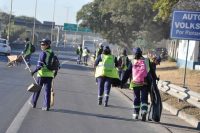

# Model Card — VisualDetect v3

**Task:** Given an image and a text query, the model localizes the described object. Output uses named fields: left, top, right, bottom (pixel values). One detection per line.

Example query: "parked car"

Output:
left=0, top=38, right=11, bottom=55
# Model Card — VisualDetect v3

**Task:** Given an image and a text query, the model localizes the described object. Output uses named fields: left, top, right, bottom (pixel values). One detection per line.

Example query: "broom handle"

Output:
left=21, top=55, right=37, bottom=84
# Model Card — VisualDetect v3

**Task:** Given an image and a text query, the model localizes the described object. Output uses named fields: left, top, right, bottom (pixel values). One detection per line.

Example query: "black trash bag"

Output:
left=148, top=81, right=162, bottom=122
left=111, top=78, right=121, bottom=87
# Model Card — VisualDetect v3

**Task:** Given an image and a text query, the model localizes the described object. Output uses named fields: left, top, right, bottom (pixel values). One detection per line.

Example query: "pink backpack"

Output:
left=132, top=59, right=147, bottom=84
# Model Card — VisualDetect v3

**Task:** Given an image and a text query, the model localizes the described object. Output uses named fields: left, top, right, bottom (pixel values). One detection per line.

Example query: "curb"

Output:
left=162, top=102, right=200, bottom=130
left=115, top=87, right=200, bottom=130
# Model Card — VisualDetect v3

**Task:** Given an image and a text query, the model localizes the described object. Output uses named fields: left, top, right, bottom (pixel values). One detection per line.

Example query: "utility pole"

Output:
left=32, top=0, right=38, bottom=45
left=7, top=0, right=13, bottom=42
left=51, top=0, right=56, bottom=43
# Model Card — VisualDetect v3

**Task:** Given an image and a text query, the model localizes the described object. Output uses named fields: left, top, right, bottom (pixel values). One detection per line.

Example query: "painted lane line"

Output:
left=5, top=96, right=32, bottom=133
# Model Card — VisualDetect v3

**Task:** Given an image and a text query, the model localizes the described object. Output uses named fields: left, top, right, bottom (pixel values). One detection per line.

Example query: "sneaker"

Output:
left=132, top=114, right=139, bottom=119
left=141, top=112, right=147, bottom=121
left=42, top=107, right=49, bottom=111
left=104, top=102, right=108, bottom=107
left=98, top=100, right=102, bottom=105
left=29, top=101, right=35, bottom=108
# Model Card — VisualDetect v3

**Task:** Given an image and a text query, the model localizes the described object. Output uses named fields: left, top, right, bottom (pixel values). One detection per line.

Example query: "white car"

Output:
left=0, top=38, right=11, bottom=55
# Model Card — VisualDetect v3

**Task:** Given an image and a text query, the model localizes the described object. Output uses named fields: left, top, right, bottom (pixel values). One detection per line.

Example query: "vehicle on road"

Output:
left=0, top=38, right=11, bottom=55
left=82, top=40, right=95, bottom=54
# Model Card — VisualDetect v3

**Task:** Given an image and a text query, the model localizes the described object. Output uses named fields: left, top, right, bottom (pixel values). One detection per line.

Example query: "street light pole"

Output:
left=32, top=0, right=38, bottom=45
left=7, top=0, right=13, bottom=42
left=51, top=0, right=56, bottom=43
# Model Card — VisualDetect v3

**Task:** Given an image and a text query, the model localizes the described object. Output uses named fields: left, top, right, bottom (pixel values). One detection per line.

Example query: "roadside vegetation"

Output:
left=77, top=0, right=200, bottom=51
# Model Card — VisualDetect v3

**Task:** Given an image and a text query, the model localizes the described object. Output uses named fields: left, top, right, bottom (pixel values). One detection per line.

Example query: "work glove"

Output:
left=31, top=71, right=35, bottom=77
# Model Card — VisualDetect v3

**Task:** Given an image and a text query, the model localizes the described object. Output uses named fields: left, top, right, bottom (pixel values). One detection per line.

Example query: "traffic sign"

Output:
left=64, top=23, right=92, bottom=32
left=64, top=23, right=77, bottom=31
left=170, top=10, right=200, bottom=41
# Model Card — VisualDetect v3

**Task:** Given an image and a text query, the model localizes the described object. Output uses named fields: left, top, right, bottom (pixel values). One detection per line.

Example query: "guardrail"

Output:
left=158, top=80, right=200, bottom=109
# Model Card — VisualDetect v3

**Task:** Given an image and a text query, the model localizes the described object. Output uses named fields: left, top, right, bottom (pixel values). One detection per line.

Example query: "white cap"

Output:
left=99, top=43, right=103, bottom=47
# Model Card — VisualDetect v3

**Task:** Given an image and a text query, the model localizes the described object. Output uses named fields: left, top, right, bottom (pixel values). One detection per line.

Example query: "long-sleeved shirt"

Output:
left=32, top=51, right=47, bottom=74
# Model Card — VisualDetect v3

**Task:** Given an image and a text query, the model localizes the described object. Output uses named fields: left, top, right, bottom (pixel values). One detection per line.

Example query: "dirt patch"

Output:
left=157, top=61, right=200, bottom=93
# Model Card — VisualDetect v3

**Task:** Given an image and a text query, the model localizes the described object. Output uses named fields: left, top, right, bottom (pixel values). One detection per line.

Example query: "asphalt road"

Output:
left=0, top=44, right=199, bottom=133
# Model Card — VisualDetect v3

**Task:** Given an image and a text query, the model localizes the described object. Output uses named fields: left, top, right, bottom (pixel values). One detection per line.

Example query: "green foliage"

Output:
left=153, top=0, right=179, bottom=22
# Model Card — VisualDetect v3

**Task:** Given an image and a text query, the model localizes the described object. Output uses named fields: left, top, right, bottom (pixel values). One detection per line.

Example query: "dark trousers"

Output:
left=118, top=70, right=126, bottom=81
left=83, top=55, right=88, bottom=64
left=133, top=85, right=148, bottom=114
left=25, top=54, right=31, bottom=66
left=77, top=55, right=82, bottom=62
left=31, top=77, right=53, bottom=109
left=97, top=77, right=112, bottom=103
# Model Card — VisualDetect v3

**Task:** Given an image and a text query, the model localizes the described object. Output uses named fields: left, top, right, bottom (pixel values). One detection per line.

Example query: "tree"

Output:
left=153, top=0, right=179, bottom=22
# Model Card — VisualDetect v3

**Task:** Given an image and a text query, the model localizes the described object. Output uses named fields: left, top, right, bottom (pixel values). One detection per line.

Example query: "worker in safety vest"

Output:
left=76, top=44, right=83, bottom=64
left=117, top=48, right=130, bottom=82
left=30, top=38, right=57, bottom=111
left=95, top=43, right=104, bottom=60
left=82, top=47, right=90, bottom=65
left=22, top=37, right=32, bottom=68
left=94, top=46, right=119, bottom=107
left=121, top=47, right=150, bottom=121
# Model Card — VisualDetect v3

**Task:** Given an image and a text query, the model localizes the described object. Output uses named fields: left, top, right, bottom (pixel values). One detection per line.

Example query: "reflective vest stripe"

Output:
left=141, top=103, right=148, bottom=107
left=133, top=105, right=140, bottom=109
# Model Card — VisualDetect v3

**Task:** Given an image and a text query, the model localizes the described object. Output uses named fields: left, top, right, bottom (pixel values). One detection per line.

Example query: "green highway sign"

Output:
left=64, top=23, right=92, bottom=32
left=64, top=23, right=77, bottom=31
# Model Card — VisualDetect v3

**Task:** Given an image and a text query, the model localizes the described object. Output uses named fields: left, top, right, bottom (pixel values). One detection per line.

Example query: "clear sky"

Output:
left=0, top=0, right=93, bottom=25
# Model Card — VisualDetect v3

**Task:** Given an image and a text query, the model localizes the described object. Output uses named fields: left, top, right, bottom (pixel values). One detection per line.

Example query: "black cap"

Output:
left=25, top=37, right=30, bottom=42
left=133, top=47, right=142, bottom=54
left=39, top=38, right=51, bottom=45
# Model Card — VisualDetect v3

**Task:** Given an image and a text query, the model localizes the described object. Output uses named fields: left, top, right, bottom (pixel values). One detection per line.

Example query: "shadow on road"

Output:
left=51, top=109, right=134, bottom=122
left=61, top=63, right=94, bottom=72
left=158, top=122, right=200, bottom=132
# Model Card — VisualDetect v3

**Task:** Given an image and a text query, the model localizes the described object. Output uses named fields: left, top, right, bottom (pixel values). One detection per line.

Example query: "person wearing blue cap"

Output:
left=94, top=46, right=119, bottom=107
left=29, top=38, right=57, bottom=111
left=121, top=47, right=150, bottom=121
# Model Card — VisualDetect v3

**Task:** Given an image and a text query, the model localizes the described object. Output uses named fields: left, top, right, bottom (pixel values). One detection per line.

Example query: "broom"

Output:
left=22, top=55, right=42, bottom=92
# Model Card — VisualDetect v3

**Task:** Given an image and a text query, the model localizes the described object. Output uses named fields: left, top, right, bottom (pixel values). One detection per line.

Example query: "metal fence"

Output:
left=158, top=80, right=200, bottom=109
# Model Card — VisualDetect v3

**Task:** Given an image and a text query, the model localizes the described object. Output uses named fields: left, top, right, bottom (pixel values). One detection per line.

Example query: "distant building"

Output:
left=177, top=40, right=200, bottom=70
left=168, top=40, right=200, bottom=70
left=14, top=18, right=55, bottom=29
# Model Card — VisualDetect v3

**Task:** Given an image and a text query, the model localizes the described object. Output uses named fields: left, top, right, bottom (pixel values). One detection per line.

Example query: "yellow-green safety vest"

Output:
left=95, top=54, right=119, bottom=79
left=37, top=49, right=54, bottom=77
left=82, top=49, right=89, bottom=56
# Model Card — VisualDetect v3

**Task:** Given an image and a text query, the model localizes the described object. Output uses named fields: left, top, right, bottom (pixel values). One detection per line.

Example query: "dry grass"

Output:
left=157, top=61, right=200, bottom=93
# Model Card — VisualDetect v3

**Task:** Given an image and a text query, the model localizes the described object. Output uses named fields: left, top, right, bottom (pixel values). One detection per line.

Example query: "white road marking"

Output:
left=5, top=96, right=32, bottom=133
